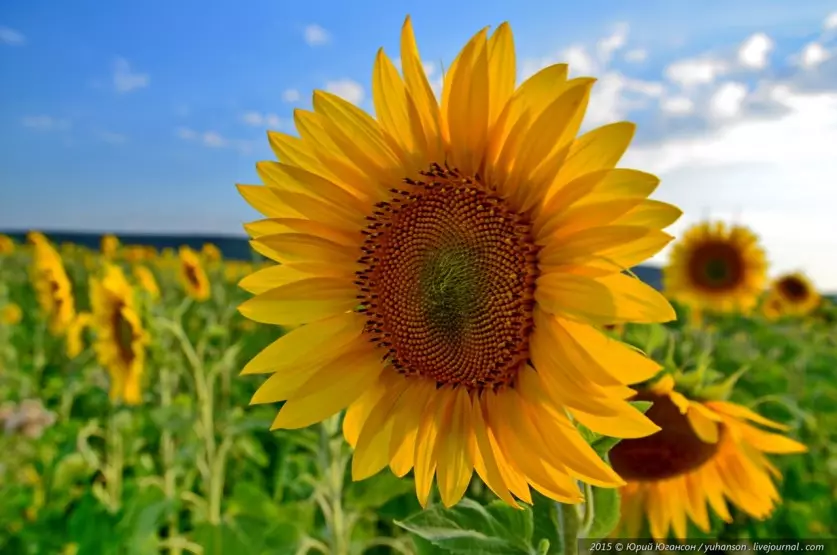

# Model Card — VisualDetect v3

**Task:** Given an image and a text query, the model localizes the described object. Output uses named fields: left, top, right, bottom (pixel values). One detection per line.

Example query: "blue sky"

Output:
left=2, top=0, right=837, bottom=287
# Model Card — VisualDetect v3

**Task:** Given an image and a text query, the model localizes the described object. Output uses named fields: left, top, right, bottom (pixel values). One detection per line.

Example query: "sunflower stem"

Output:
left=557, top=502, right=582, bottom=555
left=579, top=483, right=596, bottom=538
left=160, top=364, right=182, bottom=555
left=104, top=406, right=124, bottom=513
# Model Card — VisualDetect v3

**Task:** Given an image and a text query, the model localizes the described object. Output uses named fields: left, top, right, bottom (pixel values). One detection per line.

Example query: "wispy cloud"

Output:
left=175, top=126, right=253, bottom=154
left=113, top=57, right=149, bottom=93
left=21, top=115, right=71, bottom=131
left=738, top=32, right=773, bottom=69
left=325, top=79, right=364, bottom=105
left=624, top=48, right=647, bottom=63
left=241, top=111, right=283, bottom=128
left=665, top=57, right=728, bottom=87
left=303, top=24, right=330, bottom=46
left=282, top=88, right=301, bottom=102
left=0, top=26, right=26, bottom=46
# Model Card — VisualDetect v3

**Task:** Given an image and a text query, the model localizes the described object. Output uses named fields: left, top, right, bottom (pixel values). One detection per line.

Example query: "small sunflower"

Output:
left=770, top=272, right=819, bottom=317
left=664, top=221, right=766, bottom=315
left=90, top=265, right=149, bottom=405
left=237, top=17, right=682, bottom=509
left=31, top=238, right=76, bottom=335
left=611, top=375, right=806, bottom=540
left=201, top=243, right=223, bottom=263
left=133, top=265, right=161, bottom=301
left=179, top=246, right=211, bottom=301
left=0, top=234, right=15, bottom=255
left=101, top=234, right=120, bottom=259
left=1, top=303, right=23, bottom=325
left=760, top=292, right=784, bottom=322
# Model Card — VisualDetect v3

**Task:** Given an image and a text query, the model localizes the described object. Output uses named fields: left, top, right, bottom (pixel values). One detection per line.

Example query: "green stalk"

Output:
left=558, top=502, right=582, bottom=555
left=160, top=364, right=182, bottom=555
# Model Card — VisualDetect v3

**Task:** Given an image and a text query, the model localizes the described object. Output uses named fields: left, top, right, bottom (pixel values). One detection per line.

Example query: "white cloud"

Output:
left=738, top=32, right=773, bottom=69
left=112, top=57, right=149, bottom=93
left=202, top=131, right=226, bottom=148
left=661, top=96, right=695, bottom=115
left=624, top=48, right=647, bottom=63
left=708, top=82, right=748, bottom=119
left=624, top=87, right=837, bottom=289
left=665, top=57, right=727, bottom=87
left=596, top=23, right=628, bottom=65
left=799, top=42, right=830, bottom=68
left=0, top=26, right=26, bottom=46
left=325, top=79, right=364, bottom=105
left=175, top=127, right=255, bottom=153
left=825, top=11, right=837, bottom=30
left=96, top=130, right=127, bottom=144
left=303, top=24, right=330, bottom=46
left=21, top=115, right=71, bottom=131
left=241, top=111, right=283, bottom=128
left=282, top=88, right=301, bottom=102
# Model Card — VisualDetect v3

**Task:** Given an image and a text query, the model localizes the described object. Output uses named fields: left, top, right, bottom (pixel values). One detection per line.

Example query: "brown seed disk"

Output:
left=355, top=165, right=539, bottom=391
left=687, top=241, right=745, bottom=292
left=609, top=392, right=722, bottom=481
left=776, top=276, right=809, bottom=301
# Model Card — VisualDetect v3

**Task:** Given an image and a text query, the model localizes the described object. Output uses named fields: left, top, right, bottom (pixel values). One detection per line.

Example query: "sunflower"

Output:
left=664, top=221, right=767, bottom=316
left=101, top=234, right=120, bottom=259
left=133, top=265, right=161, bottom=301
left=90, top=265, right=149, bottom=405
left=611, top=375, right=806, bottom=540
left=760, top=292, right=784, bottom=322
left=1, top=303, right=23, bottom=325
left=0, top=234, right=15, bottom=255
left=201, top=243, right=223, bottom=263
left=178, top=246, right=211, bottom=301
left=237, top=17, right=682, bottom=509
left=31, top=238, right=76, bottom=335
left=770, top=272, right=819, bottom=317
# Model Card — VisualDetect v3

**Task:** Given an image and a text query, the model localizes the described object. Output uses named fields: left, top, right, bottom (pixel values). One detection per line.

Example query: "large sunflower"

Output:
left=664, top=221, right=766, bottom=315
left=770, top=272, right=820, bottom=317
left=31, top=238, right=76, bottom=335
left=237, top=17, right=682, bottom=508
left=611, top=375, right=806, bottom=540
left=178, top=246, right=211, bottom=301
left=90, top=265, right=149, bottom=405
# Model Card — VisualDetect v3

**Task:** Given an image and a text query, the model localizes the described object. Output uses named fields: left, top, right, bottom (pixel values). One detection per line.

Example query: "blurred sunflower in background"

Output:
left=761, top=292, right=784, bottom=321
left=664, top=222, right=767, bottom=317
left=178, top=246, right=211, bottom=302
left=770, top=272, right=820, bottom=317
left=237, top=17, right=683, bottom=508
left=0, top=234, right=15, bottom=255
left=611, top=375, right=806, bottom=540
left=100, top=234, right=120, bottom=259
left=66, top=312, right=92, bottom=358
left=31, top=238, right=76, bottom=336
left=1, top=303, right=23, bottom=325
left=201, top=243, right=223, bottom=264
left=90, top=265, right=149, bottom=405
left=133, top=265, right=161, bottom=301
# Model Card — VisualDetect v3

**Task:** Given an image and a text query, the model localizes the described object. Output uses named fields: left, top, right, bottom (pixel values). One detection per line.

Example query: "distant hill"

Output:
left=0, top=229, right=689, bottom=292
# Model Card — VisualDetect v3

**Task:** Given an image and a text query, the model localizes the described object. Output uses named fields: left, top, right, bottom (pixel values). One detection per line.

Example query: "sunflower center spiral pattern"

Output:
left=688, top=242, right=743, bottom=291
left=609, top=393, right=721, bottom=481
left=355, top=164, right=539, bottom=391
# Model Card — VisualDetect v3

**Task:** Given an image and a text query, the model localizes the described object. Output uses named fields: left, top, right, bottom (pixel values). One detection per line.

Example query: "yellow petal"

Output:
left=241, top=312, right=365, bottom=376
left=687, top=407, right=720, bottom=443
left=413, top=392, right=450, bottom=508
left=237, top=184, right=301, bottom=219
left=486, top=23, right=515, bottom=129
left=270, top=347, right=385, bottom=430
left=613, top=199, right=683, bottom=229
left=436, top=387, right=475, bottom=507
left=267, top=131, right=340, bottom=183
left=536, top=272, right=676, bottom=324
left=400, top=16, right=443, bottom=160
left=539, top=226, right=658, bottom=266
left=238, top=277, right=357, bottom=326
left=257, top=161, right=370, bottom=210
left=704, top=401, right=790, bottom=431
left=470, top=394, right=518, bottom=506
left=389, top=379, right=436, bottom=477
left=352, top=371, right=410, bottom=481
left=344, top=383, right=387, bottom=447
left=253, top=233, right=357, bottom=266
left=372, top=48, right=426, bottom=157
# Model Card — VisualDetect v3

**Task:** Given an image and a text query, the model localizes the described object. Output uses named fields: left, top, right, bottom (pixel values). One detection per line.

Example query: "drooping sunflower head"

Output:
left=663, top=221, right=767, bottom=315
left=90, top=265, right=149, bottom=405
left=100, top=234, right=120, bottom=259
left=31, top=239, right=76, bottom=335
left=178, top=246, right=211, bottom=301
left=0, top=234, right=15, bottom=255
left=611, top=374, right=807, bottom=541
left=133, top=265, right=161, bottom=301
left=237, top=16, right=683, bottom=509
left=770, top=272, right=820, bottom=317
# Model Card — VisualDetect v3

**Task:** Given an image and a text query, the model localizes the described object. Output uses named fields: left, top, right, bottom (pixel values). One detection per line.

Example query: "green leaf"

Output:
left=345, top=469, right=416, bottom=509
left=531, top=492, right=562, bottom=555
left=585, top=487, right=620, bottom=539
left=395, top=498, right=536, bottom=554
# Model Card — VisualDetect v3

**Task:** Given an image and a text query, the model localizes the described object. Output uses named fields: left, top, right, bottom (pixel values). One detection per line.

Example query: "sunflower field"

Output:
left=3, top=16, right=837, bottom=555
left=1, top=230, right=835, bottom=555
